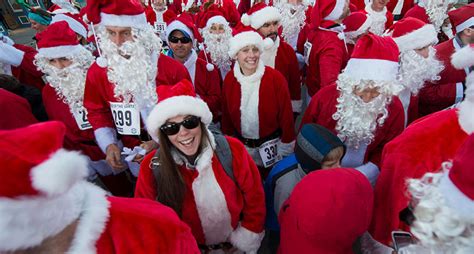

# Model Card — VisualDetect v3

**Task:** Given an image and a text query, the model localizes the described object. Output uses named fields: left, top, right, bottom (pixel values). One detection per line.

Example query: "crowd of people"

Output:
left=0, top=0, right=473, bottom=253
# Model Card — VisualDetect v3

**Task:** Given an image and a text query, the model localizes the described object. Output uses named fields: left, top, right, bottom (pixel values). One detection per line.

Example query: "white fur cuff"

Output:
left=229, top=225, right=264, bottom=253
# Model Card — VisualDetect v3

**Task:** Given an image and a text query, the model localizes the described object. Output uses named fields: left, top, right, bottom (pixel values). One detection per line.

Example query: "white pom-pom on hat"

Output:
left=206, top=63, right=215, bottom=71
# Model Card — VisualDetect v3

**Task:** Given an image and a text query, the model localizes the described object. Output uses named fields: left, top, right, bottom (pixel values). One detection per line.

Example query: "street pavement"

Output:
left=9, top=27, right=36, bottom=47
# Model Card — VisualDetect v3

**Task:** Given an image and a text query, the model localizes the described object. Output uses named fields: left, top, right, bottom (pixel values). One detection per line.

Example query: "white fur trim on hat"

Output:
left=229, top=224, right=265, bottom=253
left=455, top=16, right=474, bottom=34
left=393, top=24, right=438, bottom=52
left=37, top=44, right=84, bottom=59
left=324, top=0, right=346, bottom=21
left=31, top=149, right=89, bottom=196
left=344, top=58, right=399, bottom=81
left=166, top=20, right=194, bottom=41
left=439, top=172, right=474, bottom=220
left=146, top=96, right=213, bottom=142
left=345, top=15, right=373, bottom=41
left=248, top=6, right=281, bottom=29
left=228, top=31, right=264, bottom=58
left=206, top=16, right=229, bottom=29
left=51, top=14, right=87, bottom=38
left=451, top=44, right=474, bottom=69
left=100, top=12, right=148, bottom=29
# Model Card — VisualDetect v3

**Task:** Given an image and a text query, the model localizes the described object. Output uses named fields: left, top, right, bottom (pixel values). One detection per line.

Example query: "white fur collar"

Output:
left=233, top=60, right=265, bottom=84
left=365, top=4, right=387, bottom=15
left=183, top=49, right=198, bottom=85
left=171, top=130, right=216, bottom=169
left=260, top=36, right=280, bottom=68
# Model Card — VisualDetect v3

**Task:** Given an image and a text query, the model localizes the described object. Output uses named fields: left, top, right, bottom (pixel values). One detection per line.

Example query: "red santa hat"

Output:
left=318, top=0, right=346, bottom=21
left=198, top=9, right=229, bottom=29
left=36, top=21, right=83, bottom=59
left=438, top=134, right=474, bottom=220
left=165, top=14, right=202, bottom=43
left=279, top=168, right=373, bottom=253
left=241, top=3, right=281, bottom=30
left=228, top=26, right=264, bottom=58
left=0, top=121, right=89, bottom=250
left=146, top=79, right=213, bottom=142
left=448, top=3, right=474, bottom=34
left=343, top=12, right=372, bottom=41
left=84, top=0, right=148, bottom=29
left=344, top=34, right=400, bottom=82
left=51, top=12, right=88, bottom=38
left=391, top=17, right=438, bottom=52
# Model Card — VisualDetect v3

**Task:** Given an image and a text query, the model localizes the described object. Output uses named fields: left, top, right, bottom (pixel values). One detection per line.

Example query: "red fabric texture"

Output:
left=85, top=0, right=144, bottom=24
left=391, top=17, right=427, bottom=38
left=134, top=136, right=265, bottom=245
left=343, top=11, right=369, bottom=32
left=96, top=197, right=200, bottom=253
left=447, top=133, right=474, bottom=200
left=0, top=89, right=37, bottom=130
left=418, top=39, right=466, bottom=116
left=448, top=3, right=474, bottom=34
left=202, top=0, right=241, bottom=27
left=301, top=84, right=405, bottom=167
left=386, top=0, right=414, bottom=18
left=279, top=168, right=373, bottom=254
left=274, top=38, right=302, bottom=105
left=305, top=29, right=349, bottom=96
left=11, top=44, right=45, bottom=91
left=350, top=34, right=399, bottom=62
left=193, top=58, right=222, bottom=121
left=370, top=109, right=469, bottom=244
left=404, top=5, right=430, bottom=24
left=145, top=6, right=177, bottom=25
left=221, top=66, right=296, bottom=144
left=0, top=121, right=65, bottom=198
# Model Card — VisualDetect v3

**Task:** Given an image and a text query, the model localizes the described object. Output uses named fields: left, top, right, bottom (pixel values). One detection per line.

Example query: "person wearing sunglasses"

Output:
left=221, top=29, right=296, bottom=177
left=135, top=79, right=266, bottom=253
left=165, top=16, right=222, bottom=122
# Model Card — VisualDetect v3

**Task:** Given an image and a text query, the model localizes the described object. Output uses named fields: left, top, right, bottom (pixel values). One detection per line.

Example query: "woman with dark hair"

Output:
left=135, top=79, right=266, bottom=253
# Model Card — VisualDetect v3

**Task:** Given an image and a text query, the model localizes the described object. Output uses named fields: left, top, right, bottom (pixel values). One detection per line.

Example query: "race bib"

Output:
left=110, top=102, right=141, bottom=135
left=303, top=41, right=312, bottom=66
left=72, top=107, right=92, bottom=130
left=154, top=21, right=167, bottom=35
left=258, top=138, right=282, bottom=168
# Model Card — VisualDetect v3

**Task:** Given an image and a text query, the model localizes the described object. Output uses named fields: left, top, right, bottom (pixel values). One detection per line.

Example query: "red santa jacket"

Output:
left=197, top=50, right=226, bottom=81
left=11, top=44, right=45, bottom=91
left=370, top=109, right=468, bottom=244
left=84, top=54, right=191, bottom=131
left=145, top=5, right=177, bottom=25
left=135, top=136, right=265, bottom=251
left=418, top=38, right=467, bottom=116
left=0, top=88, right=37, bottom=130
left=301, top=84, right=405, bottom=167
left=221, top=65, right=296, bottom=145
left=386, top=0, right=414, bottom=18
left=191, top=57, right=222, bottom=121
left=305, top=28, right=349, bottom=96
left=42, top=84, right=104, bottom=161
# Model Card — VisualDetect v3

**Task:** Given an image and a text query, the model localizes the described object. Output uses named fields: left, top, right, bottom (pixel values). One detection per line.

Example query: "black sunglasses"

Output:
left=168, top=35, right=192, bottom=44
left=160, top=116, right=201, bottom=136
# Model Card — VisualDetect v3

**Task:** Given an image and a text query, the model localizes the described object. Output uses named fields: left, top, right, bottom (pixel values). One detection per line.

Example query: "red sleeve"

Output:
left=284, top=44, right=302, bottom=102
left=274, top=71, right=296, bottom=144
left=228, top=137, right=265, bottom=232
left=83, top=63, right=116, bottom=130
left=300, top=92, right=321, bottom=129
left=195, top=61, right=222, bottom=121
left=0, top=89, right=37, bottom=130
left=221, top=76, right=236, bottom=136
left=134, top=151, right=159, bottom=199
left=319, top=41, right=345, bottom=88
left=14, top=44, right=43, bottom=78
left=385, top=11, right=394, bottom=29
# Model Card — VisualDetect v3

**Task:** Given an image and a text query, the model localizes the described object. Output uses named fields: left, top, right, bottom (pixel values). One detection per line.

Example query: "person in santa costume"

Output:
left=390, top=17, right=444, bottom=126
left=362, top=0, right=394, bottom=35
left=305, top=0, right=351, bottom=100
left=83, top=0, right=190, bottom=173
left=198, top=0, right=242, bottom=28
left=50, top=11, right=89, bottom=45
left=221, top=29, right=296, bottom=174
left=278, top=168, right=374, bottom=253
left=369, top=43, right=474, bottom=245
left=343, top=11, right=373, bottom=57
left=0, top=121, right=200, bottom=254
left=0, top=35, right=45, bottom=91
left=165, top=16, right=222, bottom=121
left=385, top=0, right=414, bottom=20
left=398, top=133, right=474, bottom=253
left=34, top=21, right=134, bottom=196
left=274, top=0, right=313, bottom=51
left=0, top=88, right=38, bottom=130
left=404, top=0, right=453, bottom=42
left=301, top=34, right=405, bottom=186
left=418, top=3, right=474, bottom=116
left=144, top=0, right=177, bottom=41
left=135, top=80, right=265, bottom=253
left=198, top=6, right=233, bottom=79
left=241, top=3, right=303, bottom=114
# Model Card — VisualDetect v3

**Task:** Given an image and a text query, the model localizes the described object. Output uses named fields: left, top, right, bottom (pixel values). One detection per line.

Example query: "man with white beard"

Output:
left=34, top=21, right=133, bottom=196
left=274, top=0, right=311, bottom=51
left=198, top=10, right=233, bottom=79
left=83, top=0, right=190, bottom=172
left=391, top=17, right=444, bottom=126
left=301, top=34, right=405, bottom=186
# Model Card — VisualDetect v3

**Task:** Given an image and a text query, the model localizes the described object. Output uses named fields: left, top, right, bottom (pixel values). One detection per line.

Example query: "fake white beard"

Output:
left=276, top=3, right=307, bottom=45
left=333, top=77, right=391, bottom=148
left=423, top=0, right=448, bottom=32
left=35, top=49, right=94, bottom=113
left=365, top=6, right=387, bottom=36
left=98, top=26, right=161, bottom=109
left=202, top=27, right=232, bottom=73
left=399, top=47, right=444, bottom=95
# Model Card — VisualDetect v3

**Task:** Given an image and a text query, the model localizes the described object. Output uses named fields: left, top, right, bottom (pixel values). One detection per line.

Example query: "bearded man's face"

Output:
left=106, top=26, right=134, bottom=47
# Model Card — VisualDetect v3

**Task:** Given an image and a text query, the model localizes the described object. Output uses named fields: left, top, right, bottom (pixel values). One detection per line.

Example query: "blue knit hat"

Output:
left=295, top=124, right=345, bottom=173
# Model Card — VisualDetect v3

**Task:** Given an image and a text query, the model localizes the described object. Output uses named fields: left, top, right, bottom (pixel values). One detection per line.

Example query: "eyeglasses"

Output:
left=168, top=35, right=192, bottom=44
left=160, top=116, right=201, bottom=136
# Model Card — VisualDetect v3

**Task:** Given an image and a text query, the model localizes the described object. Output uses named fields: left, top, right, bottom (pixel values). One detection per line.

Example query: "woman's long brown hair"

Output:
left=154, top=124, right=210, bottom=217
